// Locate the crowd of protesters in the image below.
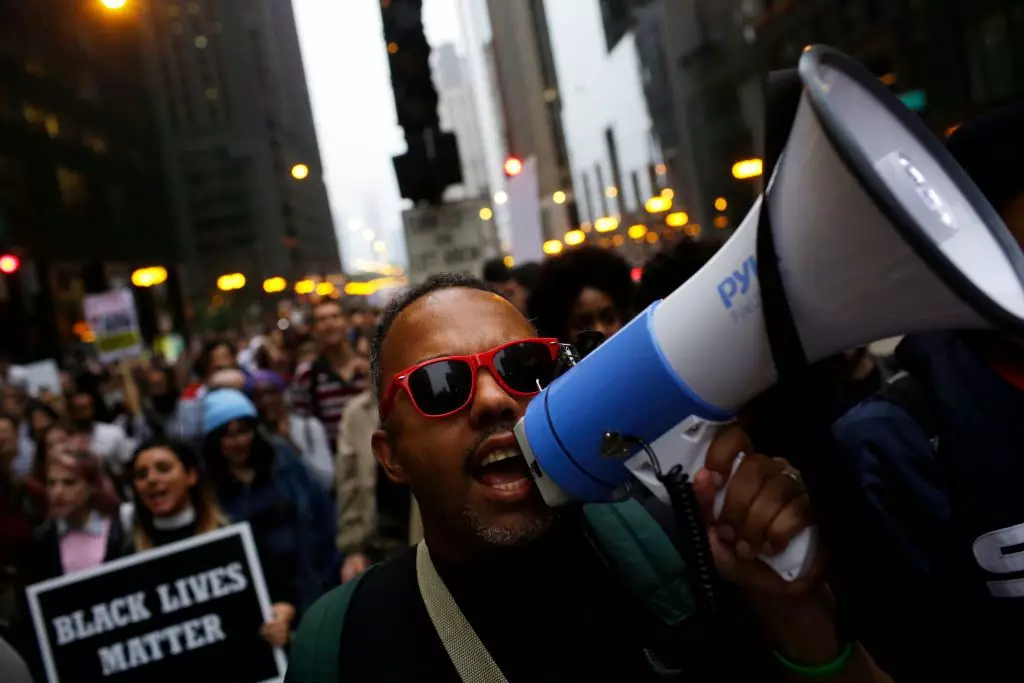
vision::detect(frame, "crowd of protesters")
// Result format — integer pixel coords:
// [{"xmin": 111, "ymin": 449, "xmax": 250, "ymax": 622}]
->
[{"xmin": 0, "ymin": 102, "xmax": 1021, "ymax": 681}]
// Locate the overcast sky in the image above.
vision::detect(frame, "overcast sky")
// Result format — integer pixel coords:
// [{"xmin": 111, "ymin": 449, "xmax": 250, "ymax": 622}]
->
[{"xmin": 292, "ymin": 0, "xmax": 463, "ymax": 272}]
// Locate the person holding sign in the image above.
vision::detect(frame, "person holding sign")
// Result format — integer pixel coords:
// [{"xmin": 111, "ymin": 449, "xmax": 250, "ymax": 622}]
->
[
  {"xmin": 200, "ymin": 389, "xmax": 336, "ymax": 646},
  {"xmin": 125, "ymin": 439, "xmax": 228, "ymax": 551},
  {"xmin": 28, "ymin": 452, "xmax": 127, "ymax": 584}
]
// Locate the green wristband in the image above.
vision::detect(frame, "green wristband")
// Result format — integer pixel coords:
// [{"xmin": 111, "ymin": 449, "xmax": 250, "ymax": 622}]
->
[{"xmin": 774, "ymin": 641, "xmax": 854, "ymax": 678}]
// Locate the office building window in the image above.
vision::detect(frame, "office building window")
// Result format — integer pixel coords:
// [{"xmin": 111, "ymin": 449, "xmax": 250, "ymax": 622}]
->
[{"xmin": 56, "ymin": 167, "xmax": 88, "ymax": 209}]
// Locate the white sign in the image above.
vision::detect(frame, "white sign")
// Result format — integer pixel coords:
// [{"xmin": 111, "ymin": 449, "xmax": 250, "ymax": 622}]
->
[
  {"xmin": 83, "ymin": 289, "xmax": 143, "ymax": 364},
  {"xmin": 16, "ymin": 359, "xmax": 61, "ymax": 396},
  {"xmin": 403, "ymin": 200, "xmax": 500, "ymax": 284}
]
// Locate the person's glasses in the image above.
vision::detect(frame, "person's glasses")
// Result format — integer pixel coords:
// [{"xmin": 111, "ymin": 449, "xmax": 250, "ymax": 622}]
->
[{"xmin": 380, "ymin": 338, "xmax": 560, "ymax": 420}]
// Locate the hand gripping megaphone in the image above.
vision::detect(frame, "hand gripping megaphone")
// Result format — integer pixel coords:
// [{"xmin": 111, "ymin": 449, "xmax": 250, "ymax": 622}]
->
[{"xmin": 513, "ymin": 45, "xmax": 1024, "ymax": 582}]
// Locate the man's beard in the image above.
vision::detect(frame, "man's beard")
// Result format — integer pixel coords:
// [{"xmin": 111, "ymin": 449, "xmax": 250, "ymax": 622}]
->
[{"xmin": 462, "ymin": 504, "xmax": 557, "ymax": 547}]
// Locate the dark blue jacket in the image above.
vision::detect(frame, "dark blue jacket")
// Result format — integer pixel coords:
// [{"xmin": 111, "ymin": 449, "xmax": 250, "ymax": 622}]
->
[
  {"xmin": 216, "ymin": 439, "xmax": 336, "ymax": 616},
  {"xmin": 831, "ymin": 331, "xmax": 1024, "ymax": 679}
]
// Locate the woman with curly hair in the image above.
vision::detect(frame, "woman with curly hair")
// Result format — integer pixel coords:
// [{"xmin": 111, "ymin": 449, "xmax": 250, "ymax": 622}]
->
[{"xmin": 527, "ymin": 246, "xmax": 636, "ymax": 346}]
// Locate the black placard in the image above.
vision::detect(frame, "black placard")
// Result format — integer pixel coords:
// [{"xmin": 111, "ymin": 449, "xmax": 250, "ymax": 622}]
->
[{"xmin": 27, "ymin": 523, "xmax": 285, "ymax": 683}]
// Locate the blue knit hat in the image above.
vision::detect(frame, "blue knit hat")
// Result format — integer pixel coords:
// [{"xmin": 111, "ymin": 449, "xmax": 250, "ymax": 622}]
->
[{"xmin": 203, "ymin": 388, "xmax": 258, "ymax": 435}]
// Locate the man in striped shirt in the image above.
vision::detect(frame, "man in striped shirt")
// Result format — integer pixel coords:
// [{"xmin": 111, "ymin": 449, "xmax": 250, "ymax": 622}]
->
[{"xmin": 292, "ymin": 300, "xmax": 370, "ymax": 443}]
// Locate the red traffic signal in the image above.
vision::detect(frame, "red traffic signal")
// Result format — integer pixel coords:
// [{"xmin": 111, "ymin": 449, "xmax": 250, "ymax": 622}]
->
[
  {"xmin": 504, "ymin": 157, "xmax": 524, "ymax": 177},
  {"xmin": 0, "ymin": 254, "xmax": 20, "ymax": 274}
]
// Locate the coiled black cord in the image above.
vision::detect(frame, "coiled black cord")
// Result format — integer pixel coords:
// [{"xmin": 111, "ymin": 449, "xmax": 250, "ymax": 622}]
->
[{"xmin": 659, "ymin": 464, "xmax": 720, "ymax": 616}]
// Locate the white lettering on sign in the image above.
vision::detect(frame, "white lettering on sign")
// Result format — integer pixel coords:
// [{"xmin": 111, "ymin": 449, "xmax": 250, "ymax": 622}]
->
[
  {"xmin": 974, "ymin": 522, "xmax": 1024, "ymax": 598},
  {"xmin": 97, "ymin": 614, "xmax": 226, "ymax": 676},
  {"xmin": 52, "ymin": 592, "xmax": 152, "ymax": 646},
  {"xmin": 156, "ymin": 562, "xmax": 248, "ymax": 614}
]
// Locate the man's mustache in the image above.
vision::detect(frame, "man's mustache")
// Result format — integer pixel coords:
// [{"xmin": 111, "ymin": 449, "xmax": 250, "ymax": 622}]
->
[{"xmin": 462, "ymin": 422, "xmax": 518, "ymax": 476}]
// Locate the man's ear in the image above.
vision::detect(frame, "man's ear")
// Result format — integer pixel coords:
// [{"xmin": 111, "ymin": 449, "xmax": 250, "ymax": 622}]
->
[{"xmin": 372, "ymin": 428, "xmax": 408, "ymax": 484}]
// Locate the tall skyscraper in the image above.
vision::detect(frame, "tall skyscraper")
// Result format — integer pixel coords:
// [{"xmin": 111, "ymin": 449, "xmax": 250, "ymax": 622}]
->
[
  {"xmin": 434, "ymin": 44, "xmax": 488, "ymax": 201},
  {"xmin": 0, "ymin": 0, "xmax": 179, "ymax": 359},
  {"xmin": 139, "ymin": 0, "xmax": 340, "ymax": 299}
]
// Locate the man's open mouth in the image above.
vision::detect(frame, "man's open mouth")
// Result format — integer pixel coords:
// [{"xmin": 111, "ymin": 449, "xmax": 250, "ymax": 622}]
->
[{"xmin": 472, "ymin": 448, "xmax": 531, "ymax": 492}]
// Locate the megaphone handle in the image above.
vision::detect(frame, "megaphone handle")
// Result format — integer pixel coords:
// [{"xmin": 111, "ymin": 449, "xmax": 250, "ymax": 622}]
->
[{"xmin": 711, "ymin": 453, "xmax": 818, "ymax": 582}]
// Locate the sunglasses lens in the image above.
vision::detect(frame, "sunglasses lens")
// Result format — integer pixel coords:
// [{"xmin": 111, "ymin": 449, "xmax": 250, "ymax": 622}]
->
[
  {"xmin": 493, "ymin": 342, "xmax": 556, "ymax": 393},
  {"xmin": 408, "ymin": 360, "xmax": 473, "ymax": 416}
]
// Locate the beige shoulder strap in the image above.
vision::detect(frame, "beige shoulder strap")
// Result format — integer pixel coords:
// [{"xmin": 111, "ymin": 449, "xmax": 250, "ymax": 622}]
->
[{"xmin": 416, "ymin": 541, "xmax": 509, "ymax": 683}]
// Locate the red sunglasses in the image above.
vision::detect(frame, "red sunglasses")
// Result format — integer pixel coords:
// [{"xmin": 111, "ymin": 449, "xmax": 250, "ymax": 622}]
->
[{"xmin": 379, "ymin": 337, "xmax": 560, "ymax": 420}]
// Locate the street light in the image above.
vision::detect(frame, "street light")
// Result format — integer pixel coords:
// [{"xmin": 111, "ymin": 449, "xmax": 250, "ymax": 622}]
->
[
  {"xmin": 290, "ymin": 163, "xmax": 310, "ymax": 180},
  {"xmin": 714, "ymin": 197, "xmax": 728, "ymax": 212},
  {"xmin": 316, "ymin": 282, "xmax": 335, "ymax": 297},
  {"xmin": 552, "ymin": 191, "xmax": 567, "ymax": 205},
  {"xmin": 494, "ymin": 191, "xmax": 508, "ymax": 205},
  {"xmin": 504, "ymin": 157, "xmax": 524, "ymax": 177},
  {"xmin": 503, "ymin": 255, "xmax": 514, "ymax": 268},
  {"xmin": 644, "ymin": 196, "xmax": 672, "ymax": 214},
  {"xmin": 714, "ymin": 215, "xmax": 730, "ymax": 229},
  {"xmin": 479, "ymin": 207, "xmax": 493, "ymax": 220},
  {"xmin": 627, "ymin": 224, "xmax": 648, "ymax": 240},
  {"xmin": 131, "ymin": 266, "xmax": 167, "ymax": 288},
  {"xmin": 100, "ymin": 0, "xmax": 127, "ymax": 9},
  {"xmin": 262, "ymin": 276, "xmax": 287, "ymax": 293},
  {"xmin": 564, "ymin": 229, "xmax": 585, "ymax": 246},
  {"xmin": 732, "ymin": 158, "xmax": 763, "ymax": 180},
  {"xmin": 216, "ymin": 273, "xmax": 246, "ymax": 291},
  {"xmin": 294, "ymin": 279, "xmax": 316, "ymax": 295},
  {"xmin": 594, "ymin": 216, "xmax": 619, "ymax": 233},
  {"xmin": 666, "ymin": 211, "xmax": 689, "ymax": 227},
  {"xmin": 542, "ymin": 240, "xmax": 563, "ymax": 255}
]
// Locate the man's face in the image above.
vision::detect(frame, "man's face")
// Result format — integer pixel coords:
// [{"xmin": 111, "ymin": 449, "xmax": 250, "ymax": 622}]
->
[
  {"xmin": 313, "ymin": 302, "xmax": 347, "ymax": 347},
  {"xmin": 373, "ymin": 288, "xmax": 553, "ymax": 556},
  {"xmin": 490, "ymin": 279, "xmax": 528, "ymax": 315},
  {"xmin": 70, "ymin": 394, "xmax": 95, "ymax": 426}
]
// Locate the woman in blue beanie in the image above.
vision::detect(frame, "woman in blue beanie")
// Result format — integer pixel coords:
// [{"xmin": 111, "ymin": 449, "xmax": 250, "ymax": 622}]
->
[{"xmin": 200, "ymin": 389, "xmax": 336, "ymax": 648}]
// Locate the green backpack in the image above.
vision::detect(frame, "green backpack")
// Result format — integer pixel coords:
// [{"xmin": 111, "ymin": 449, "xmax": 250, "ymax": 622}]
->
[{"xmin": 287, "ymin": 499, "xmax": 696, "ymax": 682}]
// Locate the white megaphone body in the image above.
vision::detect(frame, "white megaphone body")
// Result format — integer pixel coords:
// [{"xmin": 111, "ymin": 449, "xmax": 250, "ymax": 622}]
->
[{"xmin": 513, "ymin": 45, "xmax": 1024, "ymax": 582}]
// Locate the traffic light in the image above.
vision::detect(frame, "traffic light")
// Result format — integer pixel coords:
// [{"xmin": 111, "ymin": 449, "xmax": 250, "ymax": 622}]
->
[
  {"xmin": 504, "ymin": 157, "xmax": 524, "ymax": 177},
  {"xmin": 0, "ymin": 254, "xmax": 20, "ymax": 274}
]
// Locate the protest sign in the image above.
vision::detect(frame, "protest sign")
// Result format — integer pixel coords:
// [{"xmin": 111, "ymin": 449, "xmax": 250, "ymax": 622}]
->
[
  {"xmin": 27, "ymin": 523, "xmax": 286, "ymax": 683},
  {"xmin": 83, "ymin": 289, "xmax": 143, "ymax": 364}
]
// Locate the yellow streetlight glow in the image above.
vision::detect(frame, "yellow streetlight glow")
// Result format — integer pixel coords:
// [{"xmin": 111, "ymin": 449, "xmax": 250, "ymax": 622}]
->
[
  {"xmin": 316, "ymin": 282, "xmax": 335, "ymax": 297},
  {"xmin": 100, "ymin": 0, "xmax": 127, "ymax": 9},
  {"xmin": 627, "ymin": 224, "xmax": 648, "ymax": 240},
  {"xmin": 387, "ymin": 42, "xmax": 399, "ymax": 55},
  {"xmin": 646, "ymin": 232, "xmax": 659, "ymax": 244},
  {"xmin": 479, "ymin": 207, "xmax": 493, "ymax": 220},
  {"xmin": 611, "ymin": 234, "xmax": 625, "ymax": 247},
  {"xmin": 661, "ymin": 188, "xmax": 675, "ymax": 199},
  {"xmin": 552, "ymin": 190, "xmax": 567, "ymax": 204},
  {"xmin": 594, "ymin": 216, "xmax": 619, "ymax": 233},
  {"xmin": 494, "ymin": 191, "xmax": 508, "ymax": 205},
  {"xmin": 291, "ymin": 163, "xmax": 310, "ymax": 180},
  {"xmin": 655, "ymin": 163, "xmax": 668, "ymax": 176},
  {"xmin": 714, "ymin": 197, "xmax": 728, "ymax": 212},
  {"xmin": 131, "ymin": 266, "xmax": 168, "ymax": 288},
  {"xmin": 684, "ymin": 224, "xmax": 702, "ymax": 238},
  {"xmin": 216, "ymin": 273, "xmax": 246, "ymax": 291},
  {"xmin": 373, "ymin": 240, "xmax": 387, "ymax": 253},
  {"xmin": 344, "ymin": 277, "xmax": 406, "ymax": 296},
  {"xmin": 564, "ymin": 229, "xmax": 586, "ymax": 246},
  {"xmin": 503, "ymin": 255, "xmax": 514, "ymax": 268},
  {"xmin": 294, "ymin": 279, "xmax": 316, "ymax": 295},
  {"xmin": 732, "ymin": 158, "xmax": 764, "ymax": 179},
  {"xmin": 714, "ymin": 215, "xmax": 730, "ymax": 229},
  {"xmin": 262, "ymin": 277, "xmax": 287, "ymax": 294},
  {"xmin": 666, "ymin": 211, "xmax": 689, "ymax": 227},
  {"xmin": 644, "ymin": 196, "xmax": 672, "ymax": 214},
  {"xmin": 605, "ymin": 186, "xmax": 618, "ymax": 198},
  {"xmin": 542, "ymin": 240, "xmax": 563, "ymax": 255}
]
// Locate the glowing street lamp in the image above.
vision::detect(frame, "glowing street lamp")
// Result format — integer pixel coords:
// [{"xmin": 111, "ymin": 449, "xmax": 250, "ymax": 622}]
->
[
  {"xmin": 294, "ymin": 279, "xmax": 316, "ymax": 295},
  {"xmin": 290, "ymin": 163, "xmax": 310, "ymax": 180},
  {"xmin": 732, "ymin": 158, "xmax": 763, "ymax": 180},
  {"xmin": 542, "ymin": 240, "xmax": 563, "ymax": 255},
  {"xmin": 594, "ymin": 216, "xmax": 620, "ymax": 233},
  {"xmin": 666, "ymin": 211, "xmax": 689, "ymax": 228},
  {"xmin": 216, "ymin": 273, "xmax": 246, "ymax": 291},
  {"xmin": 644, "ymin": 196, "xmax": 672, "ymax": 214},
  {"xmin": 552, "ymin": 191, "xmax": 567, "ymax": 205},
  {"xmin": 627, "ymin": 224, "xmax": 648, "ymax": 240},
  {"xmin": 131, "ymin": 266, "xmax": 167, "ymax": 288},
  {"xmin": 564, "ymin": 229, "xmax": 585, "ymax": 246},
  {"xmin": 479, "ymin": 207, "xmax": 493, "ymax": 220},
  {"xmin": 100, "ymin": 0, "xmax": 128, "ymax": 9},
  {"xmin": 262, "ymin": 277, "xmax": 287, "ymax": 294},
  {"xmin": 316, "ymin": 282, "xmax": 335, "ymax": 297}
]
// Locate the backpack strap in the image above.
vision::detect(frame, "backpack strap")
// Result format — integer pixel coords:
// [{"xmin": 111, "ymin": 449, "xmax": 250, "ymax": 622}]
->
[
  {"xmin": 286, "ymin": 568, "xmax": 375, "ymax": 683},
  {"xmin": 582, "ymin": 499, "xmax": 696, "ymax": 626},
  {"xmin": 877, "ymin": 371, "xmax": 940, "ymax": 442}
]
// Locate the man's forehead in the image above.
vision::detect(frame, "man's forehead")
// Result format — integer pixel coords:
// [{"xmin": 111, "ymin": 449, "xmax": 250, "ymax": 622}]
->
[{"xmin": 384, "ymin": 287, "xmax": 533, "ymax": 368}]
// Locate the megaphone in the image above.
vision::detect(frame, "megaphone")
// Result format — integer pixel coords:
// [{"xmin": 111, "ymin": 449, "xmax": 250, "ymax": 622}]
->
[{"xmin": 513, "ymin": 45, "xmax": 1024, "ymax": 582}]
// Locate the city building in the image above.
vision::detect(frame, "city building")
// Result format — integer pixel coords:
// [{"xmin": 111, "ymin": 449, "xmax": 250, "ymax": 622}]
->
[
  {"xmin": 434, "ymin": 44, "xmax": 489, "ymax": 201},
  {"xmin": 0, "ymin": 0, "xmax": 180, "ymax": 359},
  {"xmin": 483, "ymin": 0, "xmax": 574, "ymax": 241},
  {"xmin": 543, "ymin": 0, "xmax": 665, "ymax": 237},
  {"xmin": 138, "ymin": 0, "xmax": 340, "ymax": 303}
]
